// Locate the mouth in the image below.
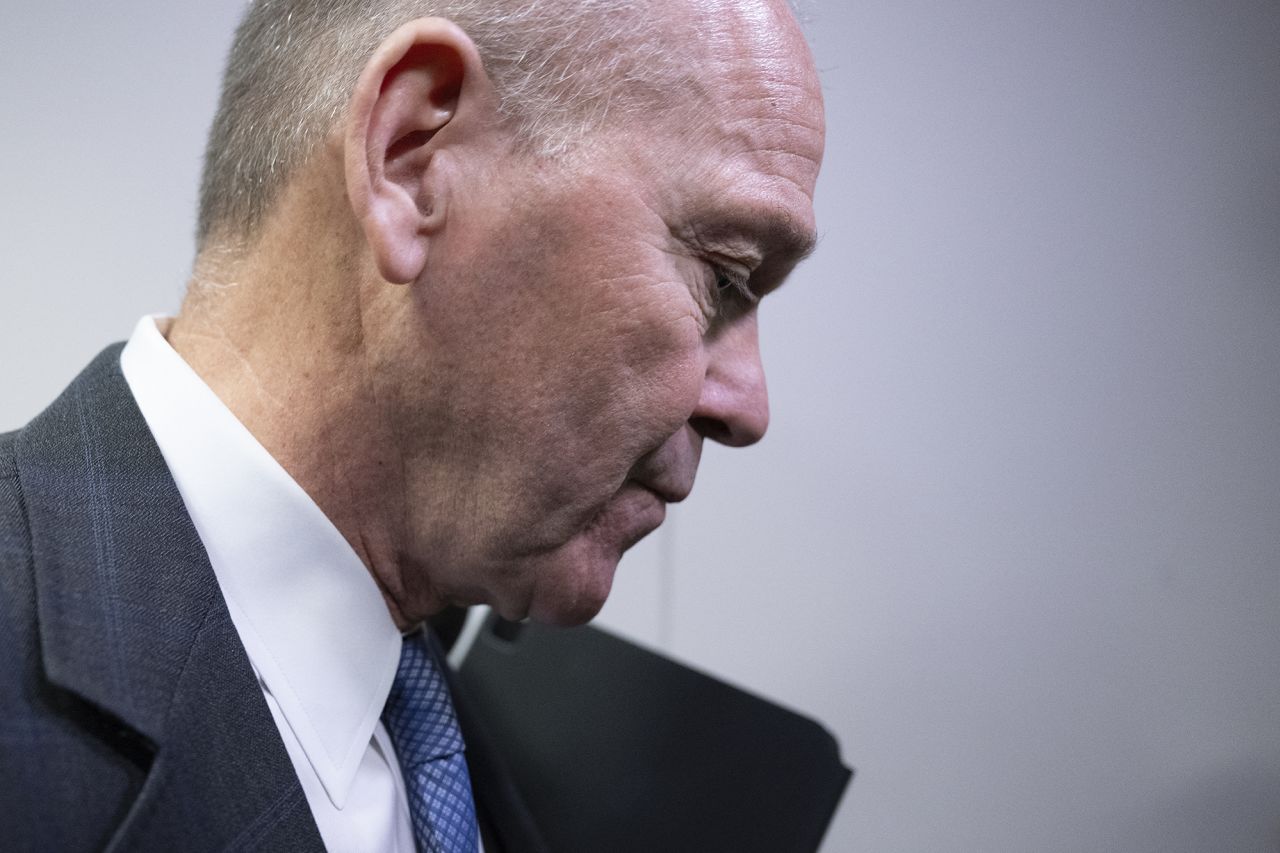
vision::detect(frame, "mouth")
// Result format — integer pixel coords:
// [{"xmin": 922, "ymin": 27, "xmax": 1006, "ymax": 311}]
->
[
  {"xmin": 633, "ymin": 478, "xmax": 692, "ymax": 504},
  {"xmin": 626, "ymin": 427, "xmax": 701, "ymax": 506},
  {"xmin": 578, "ymin": 480, "xmax": 669, "ymax": 557}
]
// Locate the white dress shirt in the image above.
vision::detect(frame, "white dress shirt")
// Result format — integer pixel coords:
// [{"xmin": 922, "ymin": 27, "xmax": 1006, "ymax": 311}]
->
[{"xmin": 120, "ymin": 315, "xmax": 422, "ymax": 853}]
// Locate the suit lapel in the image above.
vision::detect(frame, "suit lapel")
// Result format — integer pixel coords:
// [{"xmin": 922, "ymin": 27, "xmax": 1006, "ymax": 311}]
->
[{"xmin": 15, "ymin": 346, "xmax": 323, "ymax": 852}]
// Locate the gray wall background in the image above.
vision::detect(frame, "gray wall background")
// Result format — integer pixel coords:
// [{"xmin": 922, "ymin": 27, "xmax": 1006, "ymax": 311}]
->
[{"xmin": 3, "ymin": 1, "xmax": 1278, "ymax": 851}]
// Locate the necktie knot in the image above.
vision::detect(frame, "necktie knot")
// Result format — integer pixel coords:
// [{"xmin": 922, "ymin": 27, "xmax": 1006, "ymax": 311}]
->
[{"xmin": 382, "ymin": 630, "xmax": 480, "ymax": 853}]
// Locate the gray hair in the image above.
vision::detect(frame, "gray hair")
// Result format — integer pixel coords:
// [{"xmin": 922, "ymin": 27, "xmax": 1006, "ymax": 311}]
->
[{"xmin": 196, "ymin": 0, "xmax": 693, "ymax": 250}]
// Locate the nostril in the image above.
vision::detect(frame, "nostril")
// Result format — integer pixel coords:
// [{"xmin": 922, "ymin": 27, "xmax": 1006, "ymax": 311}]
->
[
  {"xmin": 688, "ymin": 415, "xmax": 732, "ymax": 445},
  {"xmin": 690, "ymin": 414, "xmax": 764, "ymax": 447}
]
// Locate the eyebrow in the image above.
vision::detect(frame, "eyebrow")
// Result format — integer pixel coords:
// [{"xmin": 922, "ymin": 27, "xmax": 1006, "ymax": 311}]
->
[
  {"xmin": 771, "ymin": 215, "xmax": 820, "ymax": 265},
  {"xmin": 704, "ymin": 207, "xmax": 820, "ymax": 270}
]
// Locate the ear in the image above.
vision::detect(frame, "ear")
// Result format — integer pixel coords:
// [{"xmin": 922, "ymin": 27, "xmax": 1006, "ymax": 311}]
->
[{"xmin": 344, "ymin": 18, "xmax": 498, "ymax": 284}]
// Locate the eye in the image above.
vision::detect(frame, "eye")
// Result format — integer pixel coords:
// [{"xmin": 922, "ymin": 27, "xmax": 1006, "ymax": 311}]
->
[{"xmin": 709, "ymin": 263, "xmax": 757, "ymax": 307}]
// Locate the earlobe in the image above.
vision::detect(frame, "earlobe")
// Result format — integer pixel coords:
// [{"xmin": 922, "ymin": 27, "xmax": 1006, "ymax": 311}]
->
[{"xmin": 344, "ymin": 18, "xmax": 489, "ymax": 284}]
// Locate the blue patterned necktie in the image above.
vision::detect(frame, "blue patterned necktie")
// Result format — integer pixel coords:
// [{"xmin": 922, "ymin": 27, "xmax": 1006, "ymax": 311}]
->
[{"xmin": 382, "ymin": 631, "xmax": 481, "ymax": 853}]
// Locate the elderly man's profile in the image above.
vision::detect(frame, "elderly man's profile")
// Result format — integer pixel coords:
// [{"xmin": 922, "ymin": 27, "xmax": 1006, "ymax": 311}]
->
[{"xmin": 0, "ymin": 0, "xmax": 830, "ymax": 850}]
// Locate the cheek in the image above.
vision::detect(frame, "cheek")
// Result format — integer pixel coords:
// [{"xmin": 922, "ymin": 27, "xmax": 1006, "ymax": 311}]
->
[{"xmin": 608, "ymin": 314, "xmax": 706, "ymax": 434}]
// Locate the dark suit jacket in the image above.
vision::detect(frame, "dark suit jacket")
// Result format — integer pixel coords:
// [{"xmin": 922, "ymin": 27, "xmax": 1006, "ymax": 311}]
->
[{"xmin": 0, "ymin": 346, "xmax": 547, "ymax": 852}]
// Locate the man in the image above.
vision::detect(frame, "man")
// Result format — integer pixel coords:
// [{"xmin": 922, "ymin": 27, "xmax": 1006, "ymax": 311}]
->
[{"xmin": 0, "ymin": 0, "xmax": 824, "ymax": 849}]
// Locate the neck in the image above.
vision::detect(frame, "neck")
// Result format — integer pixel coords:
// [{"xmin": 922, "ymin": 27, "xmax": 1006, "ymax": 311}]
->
[{"xmin": 169, "ymin": 219, "xmax": 428, "ymax": 631}]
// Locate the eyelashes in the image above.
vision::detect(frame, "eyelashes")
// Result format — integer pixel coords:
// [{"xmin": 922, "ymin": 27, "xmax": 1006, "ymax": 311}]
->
[{"xmin": 709, "ymin": 262, "xmax": 758, "ymax": 310}]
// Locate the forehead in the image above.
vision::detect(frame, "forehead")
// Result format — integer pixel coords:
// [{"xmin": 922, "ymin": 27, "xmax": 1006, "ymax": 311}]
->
[{"xmin": 643, "ymin": 0, "xmax": 825, "ymax": 267}]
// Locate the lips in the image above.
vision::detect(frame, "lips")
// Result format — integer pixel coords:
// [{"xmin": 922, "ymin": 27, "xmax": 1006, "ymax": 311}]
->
[
  {"xmin": 628, "ymin": 426, "xmax": 701, "ymax": 504},
  {"xmin": 634, "ymin": 477, "xmax": 692, "ymax": 504}
]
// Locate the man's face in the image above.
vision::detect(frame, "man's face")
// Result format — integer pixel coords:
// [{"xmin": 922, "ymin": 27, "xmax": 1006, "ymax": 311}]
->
[{"xmin": 379, "ymin": 0, "xmax": 825, "ymax": 625}]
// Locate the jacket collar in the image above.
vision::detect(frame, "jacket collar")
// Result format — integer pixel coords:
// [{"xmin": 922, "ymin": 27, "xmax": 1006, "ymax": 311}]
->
[
  {"xmin": 120, "ymin": 316, "xmax": 402, "ymax": 810},
  {"xmin": 16, "ymin": 344, "xmax": 211, "ymax": 742},
  {"xmin": 14, "ymin": 345, "xmax": 322, "ymax": 850}
]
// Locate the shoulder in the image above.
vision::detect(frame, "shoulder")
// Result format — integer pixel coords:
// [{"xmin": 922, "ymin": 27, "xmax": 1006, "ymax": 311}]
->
[
  {"xmin": 0, "ymin": 382, "xmax": 151, "ymax": 852},
  {"xmin": 0, "ymin": 429, "xmax": 15, "ymax": 481},
  {"xmin": 0, "ymin": 430, "xmax": 21, "ymax": 558},
  {"xmin": 0, "ymin": 426, "xmax": 32, "ymax": 590},
  {"xmin": 0, "ymin": 428, "xmax": 31, "ymax": 621}
]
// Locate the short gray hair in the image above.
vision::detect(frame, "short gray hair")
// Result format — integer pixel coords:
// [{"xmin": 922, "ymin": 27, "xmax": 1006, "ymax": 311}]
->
[{"xmin": 197, "ymin": 0, "xmax": 692, "ymax": 250}]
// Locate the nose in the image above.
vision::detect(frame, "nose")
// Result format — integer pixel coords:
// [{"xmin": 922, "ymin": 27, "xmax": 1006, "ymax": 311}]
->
[{"xmin": 689, "ymin": 313, "xmax": 770, "ymax": 447}]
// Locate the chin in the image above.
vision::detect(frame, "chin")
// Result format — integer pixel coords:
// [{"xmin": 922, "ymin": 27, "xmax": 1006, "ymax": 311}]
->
[
  {"xmin": 498, "ymin": 479, "xmax": 665, "ymax": 626},
  {"xmin": 524, "ymin": 544, "xmax": 620, "ymax": 627}
]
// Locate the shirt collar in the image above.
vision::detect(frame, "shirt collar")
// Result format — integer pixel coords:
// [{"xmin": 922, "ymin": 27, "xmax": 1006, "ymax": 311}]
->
[{"xmin": 120, "ymin": 315, "xmax": 402, "ymax": 809}]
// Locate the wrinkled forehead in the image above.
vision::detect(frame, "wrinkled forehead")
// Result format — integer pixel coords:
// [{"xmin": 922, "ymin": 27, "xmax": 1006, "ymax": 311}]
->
[
  {"xmin": 623, "ymin": 0, "xmax": 825, "ymax": 273},
  {"xmin": 708, "ymin": 0, "xmax": 819, "ymax": 78},
  {"xmin": 674, "ymin": 0, "xmax": 825, "ymax": 154},
  {"xmin": 697, "ymin": 0, "xmax": 825, "ymax": 174}
]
